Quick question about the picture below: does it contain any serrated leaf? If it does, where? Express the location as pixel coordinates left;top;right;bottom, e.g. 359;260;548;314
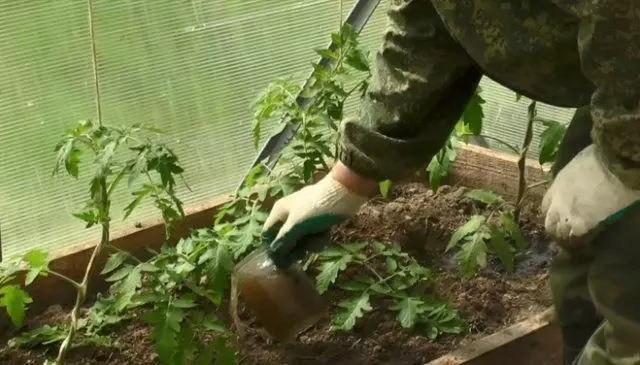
488;225;515;272
316;254;352;294
456;231;489;279
173;324;197;365
101;252;128;275
211;337;237;365
390;297;426;329
8;324;67;349
538;119;566;165
465;189;503;205
22;250;49;269
113;266;142;312
202;243;233;295
446;215;486;252
105;265;134;282
332;292;372;331
500;212;525;249
202;315;227;333
143;305;185;364
462;91;485;135
0;285;32;328
172;298;197;309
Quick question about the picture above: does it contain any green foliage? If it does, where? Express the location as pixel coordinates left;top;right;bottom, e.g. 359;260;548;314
445;189;526;279
53;121;186;237
314;242;464;337
537;118;566;167
427;87;485;191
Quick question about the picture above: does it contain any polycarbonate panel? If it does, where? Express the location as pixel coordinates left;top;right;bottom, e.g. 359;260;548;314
479;78;576;158
0;0;391;259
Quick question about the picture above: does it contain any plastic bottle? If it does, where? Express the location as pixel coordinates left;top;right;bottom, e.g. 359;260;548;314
231;247;327;342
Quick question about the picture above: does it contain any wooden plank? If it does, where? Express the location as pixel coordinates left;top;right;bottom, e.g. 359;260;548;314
427;308;559;365
0;145;547;331
445;144;550;201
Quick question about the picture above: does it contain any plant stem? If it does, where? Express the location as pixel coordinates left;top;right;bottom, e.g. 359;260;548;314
56;180;110;364
459;133;520;155
514;101;536;221
46;270;81;290
87;0;102;127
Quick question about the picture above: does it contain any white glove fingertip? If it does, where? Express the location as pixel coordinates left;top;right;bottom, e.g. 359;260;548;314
544;207;560;237
263;198;290;233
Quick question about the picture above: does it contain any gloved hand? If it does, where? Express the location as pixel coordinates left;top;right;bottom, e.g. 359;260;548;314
542;144;640;241
262;170;371;269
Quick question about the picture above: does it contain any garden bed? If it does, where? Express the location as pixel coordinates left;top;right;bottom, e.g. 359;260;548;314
0;182;557;365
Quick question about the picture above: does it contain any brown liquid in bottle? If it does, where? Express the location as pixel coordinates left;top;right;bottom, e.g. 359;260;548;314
233;248;327;342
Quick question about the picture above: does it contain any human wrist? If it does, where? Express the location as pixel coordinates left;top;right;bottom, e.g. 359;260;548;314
330;161;378;197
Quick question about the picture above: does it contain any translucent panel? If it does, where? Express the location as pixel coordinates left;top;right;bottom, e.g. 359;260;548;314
0;0;391;259
479;78;576;158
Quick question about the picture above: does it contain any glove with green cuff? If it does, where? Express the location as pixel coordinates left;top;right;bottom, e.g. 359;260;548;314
262;172;369;269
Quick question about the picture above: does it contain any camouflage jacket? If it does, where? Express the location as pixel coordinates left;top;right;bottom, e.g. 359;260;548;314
337;0;640;189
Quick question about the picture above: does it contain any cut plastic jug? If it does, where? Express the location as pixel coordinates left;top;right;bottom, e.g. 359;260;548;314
231;246;328;342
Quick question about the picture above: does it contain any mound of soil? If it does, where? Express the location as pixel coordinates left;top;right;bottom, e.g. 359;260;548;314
0;183;558;365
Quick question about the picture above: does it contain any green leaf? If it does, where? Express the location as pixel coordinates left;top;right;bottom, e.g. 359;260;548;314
465;189;503;205
488;225;515;272
385;257;398;274
332;292;372;331
202;315;227;333
315;48;339;60
427;140;457;191
345;49;370;72
101;251;128;275
113;266;142;312
143;304;185;364
0;285;33;328
173;324;197;365
105;265;134;283
390;297;426;329
8;324;67;349
500;212;525;250
446;215;486;252
202;243;234;295
379;180;392;199
316;254;352;294
211;337;237;365
22;250;50;285
538;119;566;165
172;298;197;309
462;90;485;135
23;250;49;268
456;231;490;279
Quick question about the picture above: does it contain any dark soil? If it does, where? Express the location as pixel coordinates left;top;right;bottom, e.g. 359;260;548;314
0;183;560;365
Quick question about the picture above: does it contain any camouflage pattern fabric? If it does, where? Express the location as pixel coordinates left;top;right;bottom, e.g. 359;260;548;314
336;1;640;364
337;0;640;189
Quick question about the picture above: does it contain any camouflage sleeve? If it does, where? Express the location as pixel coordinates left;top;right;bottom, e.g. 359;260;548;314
336;0;481;182
556;1;640;189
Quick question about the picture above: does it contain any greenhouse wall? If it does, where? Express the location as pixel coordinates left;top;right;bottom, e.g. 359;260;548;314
0;0;575;260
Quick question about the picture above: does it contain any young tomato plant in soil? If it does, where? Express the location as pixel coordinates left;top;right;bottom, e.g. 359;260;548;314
0;121;187;364
444;100;567;279
314;242;463;338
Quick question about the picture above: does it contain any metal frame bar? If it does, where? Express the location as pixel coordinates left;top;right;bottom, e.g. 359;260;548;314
235;0;382;193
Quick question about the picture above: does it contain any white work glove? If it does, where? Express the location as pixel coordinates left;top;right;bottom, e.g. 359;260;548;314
262;173;368;268
541;144;640;241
